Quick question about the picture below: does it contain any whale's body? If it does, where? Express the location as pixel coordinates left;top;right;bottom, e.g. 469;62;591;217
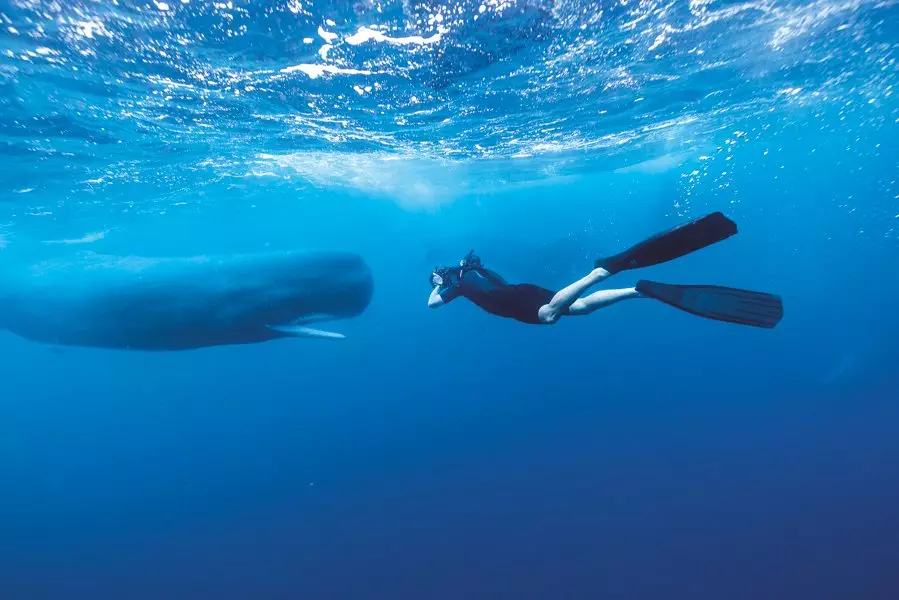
0;250;373;350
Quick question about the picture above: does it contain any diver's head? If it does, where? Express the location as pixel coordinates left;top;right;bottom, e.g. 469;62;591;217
459;250;481;270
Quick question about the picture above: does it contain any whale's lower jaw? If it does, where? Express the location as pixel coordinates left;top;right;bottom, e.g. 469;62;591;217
262;314;349;341
266;324;345;340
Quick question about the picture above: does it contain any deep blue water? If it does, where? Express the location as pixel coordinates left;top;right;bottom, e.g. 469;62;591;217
1;0;899;598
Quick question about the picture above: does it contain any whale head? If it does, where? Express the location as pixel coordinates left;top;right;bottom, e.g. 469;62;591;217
239;250;374;332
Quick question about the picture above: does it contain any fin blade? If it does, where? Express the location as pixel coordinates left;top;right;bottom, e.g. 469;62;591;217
596;212;738;273
636;280;783;329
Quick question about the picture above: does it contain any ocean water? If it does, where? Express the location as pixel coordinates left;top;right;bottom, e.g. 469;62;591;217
1;0;898;598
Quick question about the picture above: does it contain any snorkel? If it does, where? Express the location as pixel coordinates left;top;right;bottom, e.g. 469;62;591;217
430;250;481;288
459;249;481;272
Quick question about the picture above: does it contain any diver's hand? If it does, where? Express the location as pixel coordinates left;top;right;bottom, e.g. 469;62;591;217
431;272;443;288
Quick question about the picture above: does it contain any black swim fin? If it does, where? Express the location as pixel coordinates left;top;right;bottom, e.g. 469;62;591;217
595;212;738;274
636;280;783;329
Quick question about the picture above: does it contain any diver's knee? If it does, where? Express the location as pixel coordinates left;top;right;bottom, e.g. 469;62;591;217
538;305;559;324
568;299;587;315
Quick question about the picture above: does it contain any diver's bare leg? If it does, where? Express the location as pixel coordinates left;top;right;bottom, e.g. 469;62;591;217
537;267;611;323
566;287;643;316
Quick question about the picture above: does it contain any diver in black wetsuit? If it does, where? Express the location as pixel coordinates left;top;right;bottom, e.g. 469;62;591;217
428;250;639;324
428;213;784;329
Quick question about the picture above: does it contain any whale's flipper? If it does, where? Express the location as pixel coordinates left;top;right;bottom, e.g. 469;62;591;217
267;325;345;339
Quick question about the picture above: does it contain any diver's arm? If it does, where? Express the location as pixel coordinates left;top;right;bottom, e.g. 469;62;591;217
428;285;446;308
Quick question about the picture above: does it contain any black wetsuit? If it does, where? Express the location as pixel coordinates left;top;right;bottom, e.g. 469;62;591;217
438;267;557;325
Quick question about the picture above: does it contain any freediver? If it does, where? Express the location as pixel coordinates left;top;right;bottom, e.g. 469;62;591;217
427;212;783;328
